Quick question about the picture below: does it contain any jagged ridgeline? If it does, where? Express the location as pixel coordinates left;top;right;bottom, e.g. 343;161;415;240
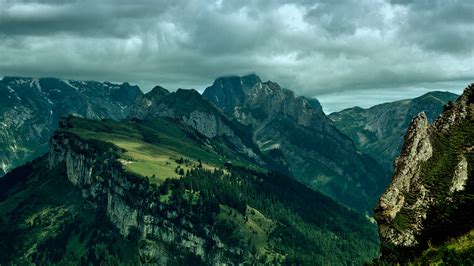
0;75;390;213
374;84;474;264
0;77;143;176
0;115;380;264
203;75;390;213
329;91;458;172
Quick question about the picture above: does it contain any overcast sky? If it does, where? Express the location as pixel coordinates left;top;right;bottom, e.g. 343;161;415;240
0;0;472;113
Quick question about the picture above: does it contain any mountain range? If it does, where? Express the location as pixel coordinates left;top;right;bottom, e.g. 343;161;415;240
0;77;142;176
0;74;470;264
1;75;456;213
0;85;379;264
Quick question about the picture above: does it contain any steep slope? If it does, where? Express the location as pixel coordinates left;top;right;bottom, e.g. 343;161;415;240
0;115;380;264
203;76;389;212
374;84;474;264
329;91;458;170
0;77;143;176
202;74;262;114
130;87;263;166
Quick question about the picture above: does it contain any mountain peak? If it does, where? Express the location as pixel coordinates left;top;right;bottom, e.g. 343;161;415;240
434;83;473;132
145;85;170;101
204;75;388;212
374;110;433;247
461;83;474;104
215;74;261;84
203;74;262;114
419;90;458;100
175;88;200;96
260;80;282;91
304;97;324;112
412;111;428;126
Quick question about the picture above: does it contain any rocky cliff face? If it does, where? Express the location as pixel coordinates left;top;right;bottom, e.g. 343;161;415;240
329;91;458;171
202;74;261;114
130;88;263;164
374;84;474;261
204;76;389;212
47;129;241;264
0;77;143;176
375;112;433;246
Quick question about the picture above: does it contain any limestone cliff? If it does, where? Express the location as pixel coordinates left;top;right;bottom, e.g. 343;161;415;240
374;84;474;262
47;130;242;264
375;112;433;246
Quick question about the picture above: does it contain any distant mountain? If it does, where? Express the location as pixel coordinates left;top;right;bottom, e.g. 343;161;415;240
374;84;474;264
203;75;389;213
130;87;263;165
203;74;262;114
329;91;458;171
0;77;143;176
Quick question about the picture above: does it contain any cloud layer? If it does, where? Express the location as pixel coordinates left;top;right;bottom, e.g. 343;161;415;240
0;0;472;111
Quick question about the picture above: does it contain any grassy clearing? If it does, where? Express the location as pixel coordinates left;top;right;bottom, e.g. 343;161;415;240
446;229;474;252
411;229;474;264
66;117;239;183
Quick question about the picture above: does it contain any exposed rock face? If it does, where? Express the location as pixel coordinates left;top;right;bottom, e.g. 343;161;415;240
129;85;170;118
130;88;263;164
182;110;235;138
375;84;474;258
203;76;389;212
375;112;433;246
202;74;261;114
434;87;471;132
0;77;143;176
47;129;239;264
329;91;458;171
451;155;468;193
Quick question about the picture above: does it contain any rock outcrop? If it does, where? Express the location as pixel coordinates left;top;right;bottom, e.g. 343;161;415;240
329;91;458;171
374;84;474;261
375;112;433;246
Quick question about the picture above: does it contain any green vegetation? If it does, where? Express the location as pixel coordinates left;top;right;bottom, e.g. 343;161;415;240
329;91;458;178
217;205;278;258
159;166;380;264
270;116;388;212
0;115;382;264
63;116;253;184
382;96;474;263
410;230;474;265
0;159;141;265
391;118;474;238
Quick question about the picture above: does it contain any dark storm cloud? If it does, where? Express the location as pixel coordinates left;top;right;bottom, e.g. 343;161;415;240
0;0;472;111
397;0;474;54
0;0;180;37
